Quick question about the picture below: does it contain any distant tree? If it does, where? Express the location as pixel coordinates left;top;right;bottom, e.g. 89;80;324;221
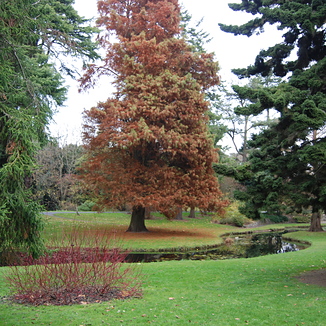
33;142;84;210
0;0;98;260
213;75;281;162
219;0;326;231
80;0;228;232
33;143;62;211
231;76;281;162
180;9;212;54
205;90;228;150
180;9;227;219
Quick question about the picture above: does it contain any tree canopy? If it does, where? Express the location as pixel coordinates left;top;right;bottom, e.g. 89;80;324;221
80;0;228;232
0;0;98;260
218;0;326;231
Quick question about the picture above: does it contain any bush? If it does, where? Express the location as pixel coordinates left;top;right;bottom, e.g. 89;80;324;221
78;200;96;211
292;214;310;223
261;214;288;223
6;230;142;306
214;201;251;227
59;201;76;211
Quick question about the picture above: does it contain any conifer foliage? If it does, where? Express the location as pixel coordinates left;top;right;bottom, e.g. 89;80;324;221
219;0;326;231
81;0;227;232
0;0;98;261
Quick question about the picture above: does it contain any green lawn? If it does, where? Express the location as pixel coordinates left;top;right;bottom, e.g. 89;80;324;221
43;212;236;250
1;214;325;325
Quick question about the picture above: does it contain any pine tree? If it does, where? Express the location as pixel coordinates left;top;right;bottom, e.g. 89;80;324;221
0;0;98;261
80;0;228;232
219;0;326;231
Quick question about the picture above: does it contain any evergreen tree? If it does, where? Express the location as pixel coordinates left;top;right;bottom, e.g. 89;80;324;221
0;0;98;261
219;0;326;231
213;76;280;162
180;9;212;54
181;9;227;151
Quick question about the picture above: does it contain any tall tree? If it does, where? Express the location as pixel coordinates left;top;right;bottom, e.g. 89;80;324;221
180;9;212;54
80;0;228;232
182;10;227;219
219;0;326;231
211;75;280;162
0;0;98;260
230;76;281;162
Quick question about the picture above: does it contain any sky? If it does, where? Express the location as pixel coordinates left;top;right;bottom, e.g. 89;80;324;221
49;0;283;145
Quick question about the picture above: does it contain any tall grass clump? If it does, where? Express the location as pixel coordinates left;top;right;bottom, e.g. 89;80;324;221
5;229;142;306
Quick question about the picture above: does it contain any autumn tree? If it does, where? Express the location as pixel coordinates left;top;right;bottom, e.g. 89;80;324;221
0;0;98;260
80;0;228;232
219;0;326;231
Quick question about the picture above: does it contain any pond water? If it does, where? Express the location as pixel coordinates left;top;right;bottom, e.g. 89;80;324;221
125;231;309;263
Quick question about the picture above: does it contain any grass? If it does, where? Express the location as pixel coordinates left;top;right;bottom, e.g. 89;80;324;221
1;213;326;325
43;212;235;250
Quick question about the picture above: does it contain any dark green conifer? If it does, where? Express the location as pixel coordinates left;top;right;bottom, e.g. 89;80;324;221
0;0;98;261
218;0;326;231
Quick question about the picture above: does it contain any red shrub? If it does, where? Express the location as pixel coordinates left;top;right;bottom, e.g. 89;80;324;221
6;230;142;305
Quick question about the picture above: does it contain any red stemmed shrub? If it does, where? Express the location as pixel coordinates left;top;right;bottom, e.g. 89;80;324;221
6;229;142;305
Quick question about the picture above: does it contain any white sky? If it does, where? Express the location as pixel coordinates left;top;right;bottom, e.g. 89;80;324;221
49;0;283;146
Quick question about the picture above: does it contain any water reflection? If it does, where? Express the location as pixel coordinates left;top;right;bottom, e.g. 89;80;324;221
240;232;299;258
126;232;305;263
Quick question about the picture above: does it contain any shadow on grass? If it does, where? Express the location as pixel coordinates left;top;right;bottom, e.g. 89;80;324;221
120;226;216;239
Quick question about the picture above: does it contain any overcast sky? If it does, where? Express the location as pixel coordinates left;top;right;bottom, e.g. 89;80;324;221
49;0;283;144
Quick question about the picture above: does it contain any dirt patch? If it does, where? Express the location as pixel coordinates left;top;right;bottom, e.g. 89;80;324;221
296;269;326;287
9;287;139;306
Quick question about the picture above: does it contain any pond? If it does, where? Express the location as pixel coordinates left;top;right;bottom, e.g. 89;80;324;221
2;230;310;266
125;231;310;263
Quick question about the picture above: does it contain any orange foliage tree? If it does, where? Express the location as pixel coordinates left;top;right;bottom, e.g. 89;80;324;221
80;0;228;232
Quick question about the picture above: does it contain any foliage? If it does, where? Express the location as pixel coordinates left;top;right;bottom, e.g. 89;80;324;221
205;90;229;149
33;142;85;210
80;0;228;231
78;200;96;211
260;213;288;224
180;10;227;149
0;0;64;258
213;201;251;227
219;0;326;77
6;229;142;306
292;214;311;224
0;0;98;257
213;76;281;161
180;9;212;54
219;0;326;231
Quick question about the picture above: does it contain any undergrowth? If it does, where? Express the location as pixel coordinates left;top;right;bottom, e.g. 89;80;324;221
5;229;142;306
213;201;251;227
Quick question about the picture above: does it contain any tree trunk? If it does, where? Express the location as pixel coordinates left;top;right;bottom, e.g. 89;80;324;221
175;207;183;220
188;207;196;218
75;204;80;216
126;206;149;232
242;116;249;163
309;209;324;232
